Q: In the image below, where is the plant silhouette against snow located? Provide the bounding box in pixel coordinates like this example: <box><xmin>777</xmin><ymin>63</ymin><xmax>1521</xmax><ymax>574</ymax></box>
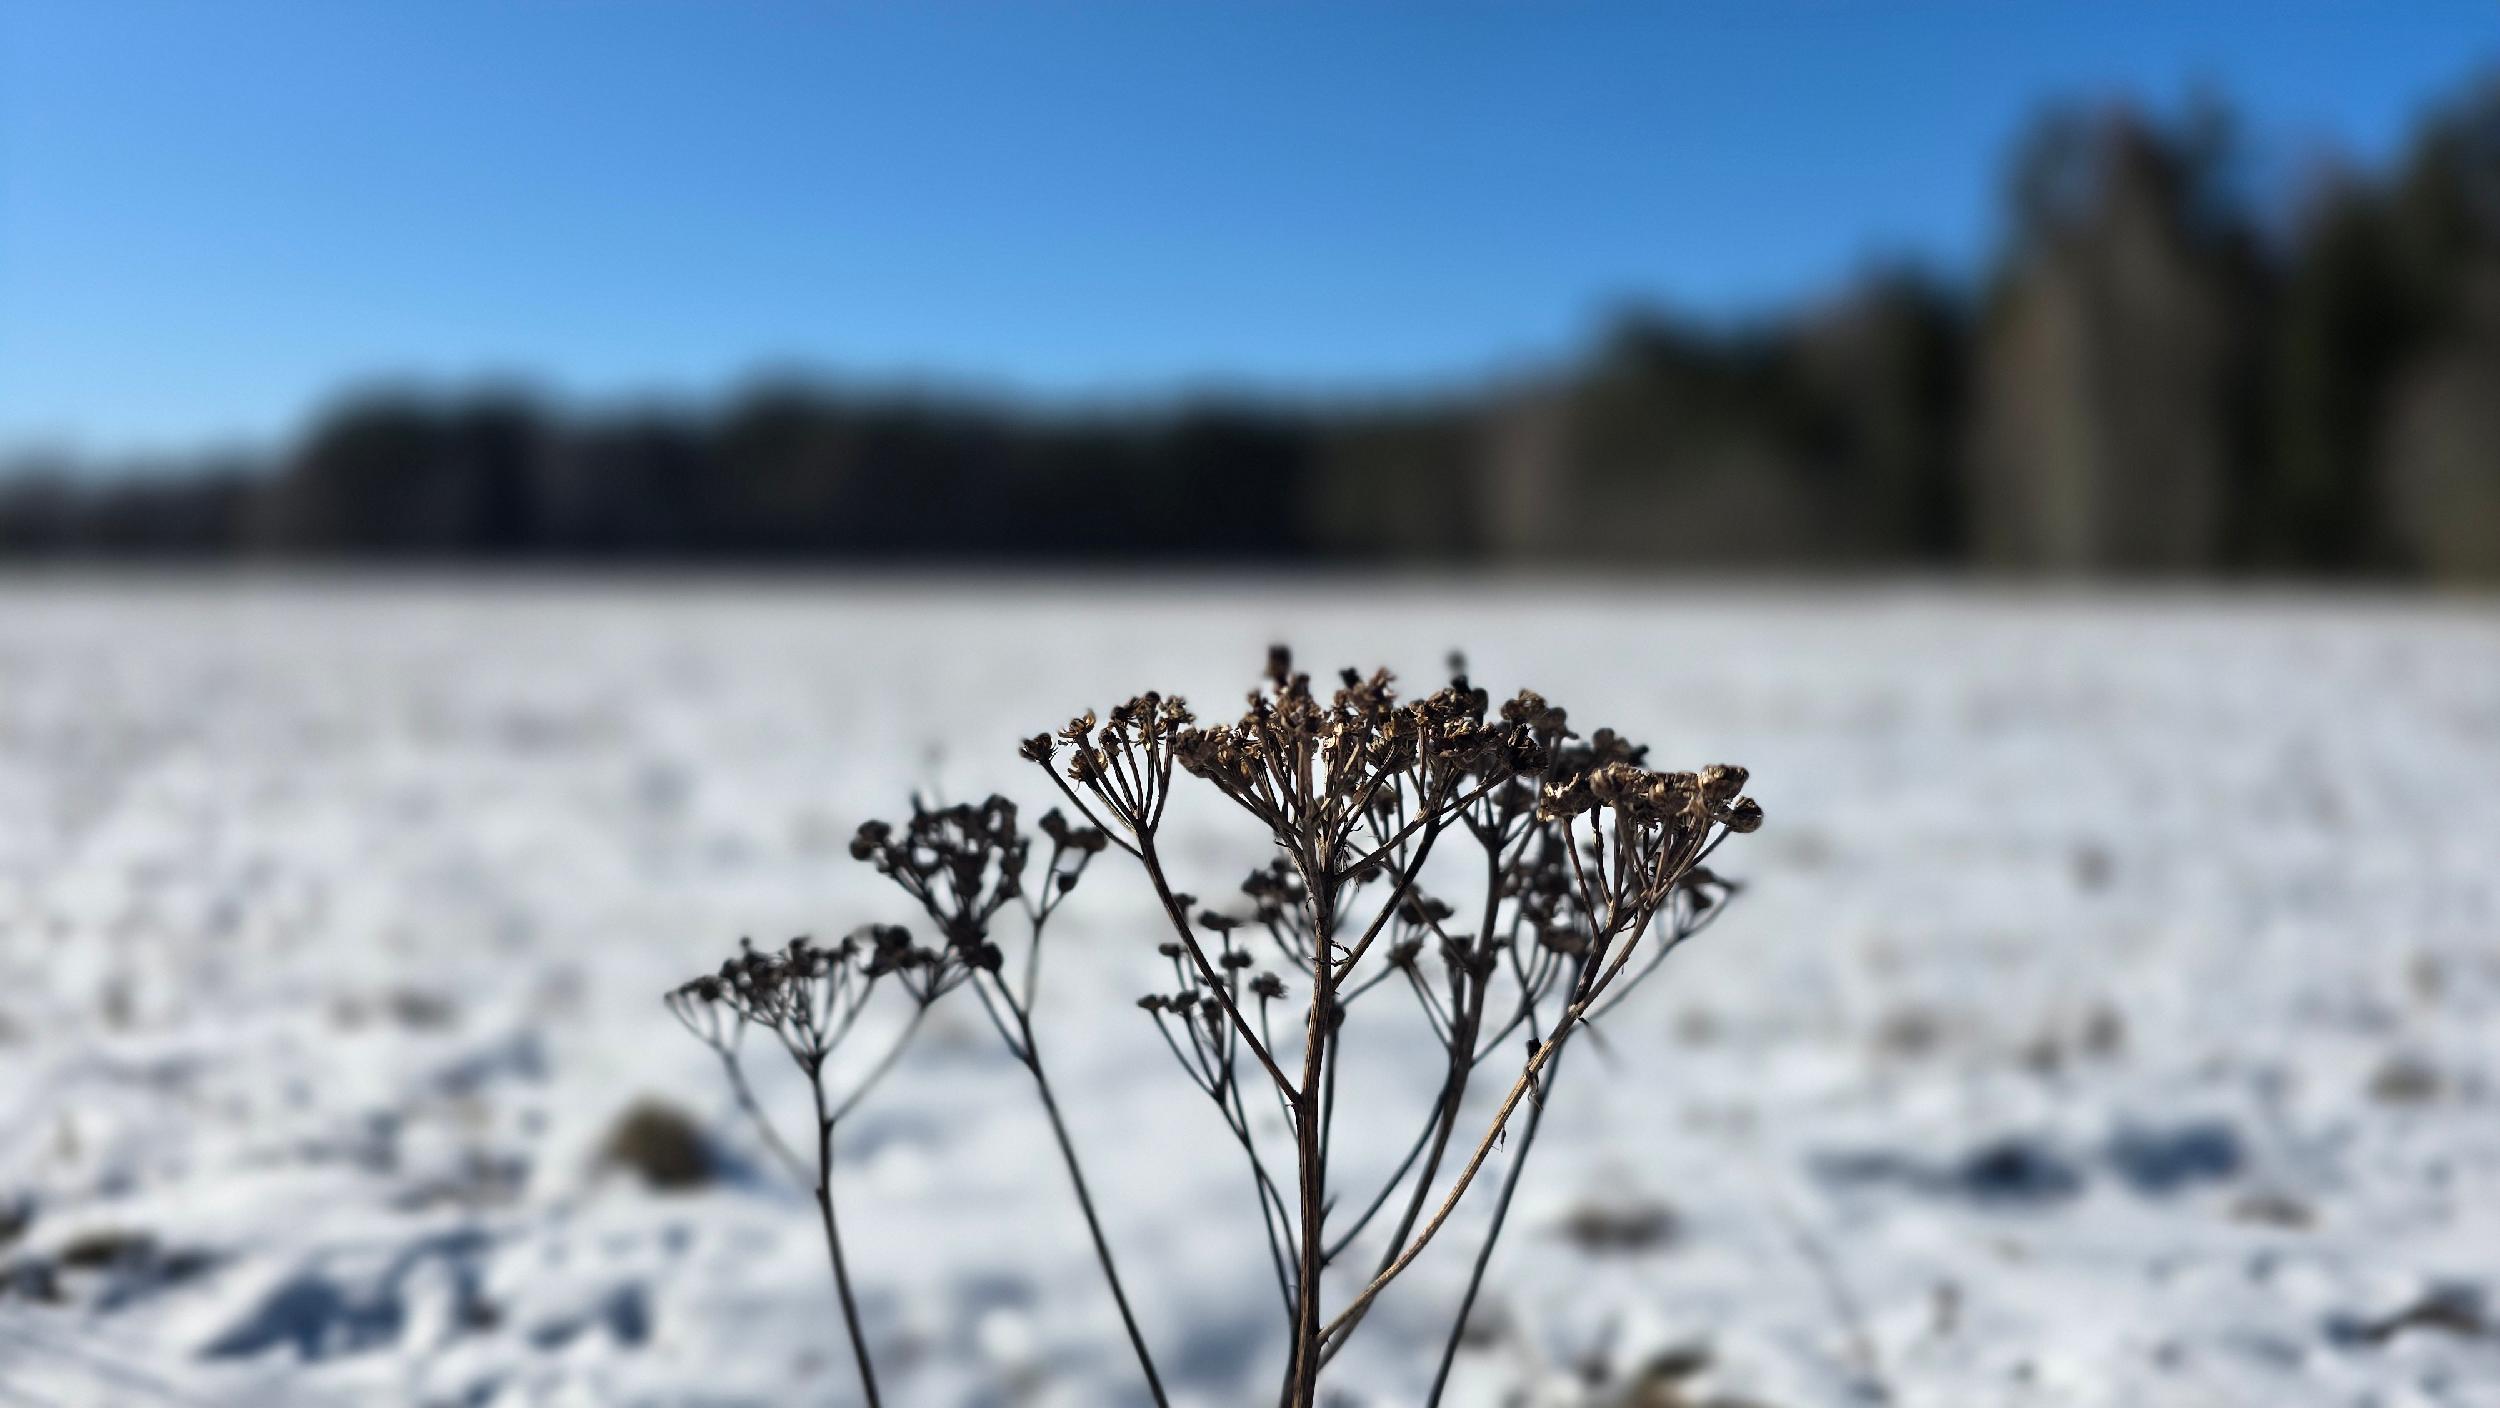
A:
<box><xmin>664</xmin><ymin>928</ymin><xmax>964</xmax><ymax>1408</ymax></box>
<box><xmin>844</xmin><ymin>798</ymin><xmax>1169</xmax><ymax>1406</ymax></box>
<box><xmin>668</xmin><ymin>647</ymin><xmax>1759</xmax><ymax>1406</ymax></box>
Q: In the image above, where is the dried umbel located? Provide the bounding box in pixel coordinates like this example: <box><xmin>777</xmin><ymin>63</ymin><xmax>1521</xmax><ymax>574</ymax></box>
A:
<box><xmin>847</xmin><ymin>795</ymin><xmax>1165</xmax><ymax>1406</ymax></box>
<box><xmin>669</xmin><ymin>646</ymin><xmax>1759</xmax><ymax>1407</ymax></box>
<box><xmin>848</xmin><ymin>796</ymin><xmax>1108</xmax><ymax>975</ymax></box>
<box><xmin>664</xmin><ymin>931</ymin><xmax>963</xmax><ymax>1093</ymax></box>
<box><xmin>664</xmin><ymin>931</ymin><xmax>966</xmax><ymax>1408</ymax></box>
<box><xmin>1023</xmin><ymin>648</ymin><xmax>1759</xmax><ymax>1406</ymax></box>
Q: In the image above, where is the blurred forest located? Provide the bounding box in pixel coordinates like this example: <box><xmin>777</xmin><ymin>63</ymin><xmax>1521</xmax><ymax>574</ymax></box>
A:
<box><xmin>10</xmin><ymin>88</ymin><xmax>2500</xmax><ymax>579</ymax></box>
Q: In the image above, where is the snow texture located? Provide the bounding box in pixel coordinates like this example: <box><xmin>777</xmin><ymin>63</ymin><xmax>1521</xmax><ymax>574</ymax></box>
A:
<box><xmin>2</xmin><ymin>580</ymin><xmax>2497</xmax><ymax>1407</ymax></box>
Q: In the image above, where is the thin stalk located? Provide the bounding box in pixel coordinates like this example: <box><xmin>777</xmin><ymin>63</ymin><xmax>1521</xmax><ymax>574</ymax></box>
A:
<box><xmin>1284</xmin><ymin>951</ymin><xmax>1338</xmax><ymax>1407</ymax></box>
<box><xmin>1425</xmin><ymin>1039</ymin><xmax>1564</xmax><ymax>1405</ymax></box>
<box><xmin>1138</xmin><ymin>835</ymin><xmax>1297</xmax><ymax>1095</ymax></box>
<box><xmin>813</xmin><ymin>1186</ymin><xmax>879</xmax><ymax>1408</ymax></box>
<box><xmin>1317</xmin><ymin>1051</ymin><xmax>1468</xmax><ymax>1363</ymax></box>
<box><xmin>1022</xmin><ymin>1037</ymin><xmax>1172</xmax><ymax>1408</ymax></box>
<box><xmin>711</xmin><ymin>1048</ymin><xmax>810</xmax><ymax>1189</ymax></box>
<box><xmin>1223</xmin><ymin>1067</ymin><xmax>1302</xmax><ymax>1320</ymax></box>
<box><xmin>811</xmin><ymin>1076</ymin><xmax>882</xmax><ymax>1408</ymax></box>
<box><xmin>827</xmin><ymin>1007</ymin><xmax>929</xmax><ymax>1124</ymax></box>
<box><xmin>1318</xmin><ymin>997</ymin><xmax>1587</xmax><ymax>1347</ymax></box>
<box><xmin>1319</xmin><ymin>845</ymin><xmax>1499</xmax><ymax>1362</ymax></box>
<box><xmin>1323</xmin><ymin>1095</ymin><xmax>1451</xmax><ymax>1262</ymax></box>
<box><xmin>1325</xmin><ymin>908</ymin><xmax>1669</xmax><ymax>1348</ymax></box>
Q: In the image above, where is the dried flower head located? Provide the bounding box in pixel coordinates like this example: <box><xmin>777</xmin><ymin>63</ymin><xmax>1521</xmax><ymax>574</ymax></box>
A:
<box><xmin>668</xmin><ymin>643</ymin><xmax>1762</xmax><ymax>1408</ymax></box>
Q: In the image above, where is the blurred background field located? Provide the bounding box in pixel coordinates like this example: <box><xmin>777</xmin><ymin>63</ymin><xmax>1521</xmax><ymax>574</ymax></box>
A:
<box><xmin>5</xmin><ymin>5</ymin><xmax>2500</xmax><ymax>1406</ymax></box>
<box><xmin>6</xmin><ymin>4</ymin><xmax>2500</xmax><ymax>582</ymax></box>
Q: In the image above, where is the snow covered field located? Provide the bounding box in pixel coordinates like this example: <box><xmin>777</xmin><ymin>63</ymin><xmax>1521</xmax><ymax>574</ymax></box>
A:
<box><xmin>2</xmin><ymin>578</ymin><xmax>2497</xmax><ymax>1408</ymax></box>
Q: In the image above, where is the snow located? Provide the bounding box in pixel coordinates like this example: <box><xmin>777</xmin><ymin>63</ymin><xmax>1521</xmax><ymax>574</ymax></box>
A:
<box><xmin>2</xmin><ymin>578</ymin><xmax>2498</xmax><ymax>1406</ymax></box>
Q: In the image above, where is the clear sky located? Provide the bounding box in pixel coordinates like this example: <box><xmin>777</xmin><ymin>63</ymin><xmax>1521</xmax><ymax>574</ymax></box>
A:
<box><xmin>3</xmin><ymin>2</ymin><xmax>2493</xmax><ymax>459</ymax></box>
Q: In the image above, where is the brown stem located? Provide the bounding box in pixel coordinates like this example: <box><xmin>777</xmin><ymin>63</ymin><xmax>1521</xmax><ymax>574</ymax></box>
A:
<box><xmin>1285</xmin><ymin>929</ymin><xmax>1338</xmax><ymax>1407</ymax></box>
<box><xmin>1318</xmin><ymin>841</ymin><xmax>1500</xmax><ymax>1363</ymax></box>
<box><xmin>1322</xmin><ymin>1093</ymin><xmax>1452</xmax><ymax>1263</ymax></box>
<box><xmin>1318</xmin><ymin>997</ymin><xmax>1586</xmax><ymax>1348</ymax></box>
<box><xmin>1137</xmin><ymin>834</ymin><xmax>1297</xmax><ymax>1095</ymax></box>
<box><xmin>810</xmin><ymin>1075</ymin><xmax>882</xmax><ymax>1408</ymax></box>
<box><xmin>1319</xmin><ymin>1021</ymin><xmax>1474</xmax><ymax>1363</ymax></box>
<box><xmin>1023</xmin><ymin>1040</ymin><xmax>1172</xmax><ymax>1407</ymax></box>
<box><xmin>1426</xmin><ymin>1035</ymin><xmax>1564</xmax><ymax>1404</ymax></box>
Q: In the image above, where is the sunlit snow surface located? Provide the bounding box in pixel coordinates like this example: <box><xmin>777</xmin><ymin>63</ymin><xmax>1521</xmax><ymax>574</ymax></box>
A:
<box><xmin>3</xmin><ymin>580</ymin><xmax>2498</xmax><ymax>1407</ymax></box>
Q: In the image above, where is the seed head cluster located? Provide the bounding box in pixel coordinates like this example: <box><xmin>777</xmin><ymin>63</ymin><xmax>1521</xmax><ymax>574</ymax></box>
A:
<box><xmin>1013</xmin><ymin>648</ymin><xmax>1760</xmax><ymax>1405</ymax></box>
<box><xmin>847</xmin><ymin>797</ymin><xmax>1107</xmax><ymax>975</ymax></box>
<box><xmin>668</xmin><ymin>646</ymin><xmax>1762</xmax><ymax>1408</ymax></box>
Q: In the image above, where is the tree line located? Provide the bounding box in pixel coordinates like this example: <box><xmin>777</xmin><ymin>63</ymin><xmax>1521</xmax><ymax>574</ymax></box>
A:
<box><xmin>8</xmin><ymin>86</ymin><xmax>2500</xmax><ymax>579</ymax></box>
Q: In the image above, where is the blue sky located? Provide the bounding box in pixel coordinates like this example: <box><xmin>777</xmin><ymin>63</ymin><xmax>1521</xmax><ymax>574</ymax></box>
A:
<box><xmin>3</xmin><ymin>3</ymin><xmax>2493</xmax><ymax>459</ymax></box>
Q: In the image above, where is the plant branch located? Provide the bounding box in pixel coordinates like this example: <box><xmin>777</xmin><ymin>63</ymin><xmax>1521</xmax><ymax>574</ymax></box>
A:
<box><xmin>811</xmin><ymin>1066</ymin><xmax>882</xmax><ymax>1408</ymax></box>
<box><xmin>1020</xmin><ymin>1029</ymin><xmax>1172</xmax><ymax>1408</ymax></box>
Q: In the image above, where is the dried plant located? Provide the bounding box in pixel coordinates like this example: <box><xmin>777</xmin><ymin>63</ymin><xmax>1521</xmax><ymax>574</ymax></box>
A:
<box><xmin>1024</xmin><ymin>647</ymin><xmax>1758</xmax><ymax>1406</ymax></box>
<box><xmin>846</xmin><ymin>798</ymin><xmax>1169</xmax><ymax>1406</ymax></box>
<box><xmin>665</xmin><ymin>930</ymin><xmax>965</xmax><ymax>1407</ymax></box>
<box><xmin>668</xmin><ymin>646</ymin><xmax>1759</xmax><ymax>1406</ymax></box>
